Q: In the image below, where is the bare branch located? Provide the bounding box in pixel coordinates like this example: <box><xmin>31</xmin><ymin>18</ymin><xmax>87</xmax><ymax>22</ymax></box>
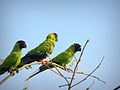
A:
<box><xmin>0</xmin><ymin>58</ymin><xmax>73</xmax><ymax>85</ymax></box>
<box><xmin>59</xmin><ymin>57</ymin><xmax>105</xmax><ymax>88</ymax></box>
<box><xmin>0</xmin><ymin>61</ymin><xmax>42</xmax><ymax>85</ymax></box>
<box><xmin>0</xmin><ymin>73</ymin><xmax>14</xmax><ymax>85</ymax></box>
<box><xmin>22</xmin><ymin>80</ymin><xmax>30</xmax><ymax>90</ymax></box>
<box><xmin>55</xmin><ymin>67</ymin><xmax>69</xmax><ymax>85</ymax></box>
<box><xmin>68</xmin><ymin>39</ymin><xmax>89</xmax><ymax>90</ymax></box>
<box><xmin>44</xmin><ymin>63</ymin><xmax>62</xmax><ymax>77</ymax></box>
<box><xmin>86</xmin><ymin>80</ymin><xmax>95</xmax><ymax>90</ymax></box>
<box><xmin>70</xmin><ymin>56</ymin><xmax>104</xmax><ymax>88</ymax></box>
<box><xmin>76</xmin><ymin>72</ymin><xmax>105</xmax><ymax>84</ymax></box>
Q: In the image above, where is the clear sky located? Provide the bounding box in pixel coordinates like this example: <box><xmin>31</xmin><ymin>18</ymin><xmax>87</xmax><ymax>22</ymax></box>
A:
<box><xmin>0</xmin><ymin>0</ymin><xmax>120</xmax><ymax>90</ymax></box>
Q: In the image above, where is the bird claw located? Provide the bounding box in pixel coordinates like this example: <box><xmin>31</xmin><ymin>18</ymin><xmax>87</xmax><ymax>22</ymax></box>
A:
<box><xmin>16</xmin><ymin>69</ymin><xmax>19</xmax><ymax>73</ymax></box>
<box><xmin>63</xmin><ymin>65</ymin><xmax>67</xmax><ymax>71</ymax></box>
<box><xmin>41</xmin><ymin>60</ymin><xmax>49</xmax><ymax>65</ymax></box>
<box><xmin>9</xmin><ymin>71</ymin><xmax>15</xmax><ymax>76</ymax></box>
<box><xmin>25</xmin><ymin>65</ymin><xmax>32</xmax><ymax>69</ymax></box>
<box><xmin>14</xmin><ymin>68</ymin><xmax>19</xmax><ymax>73</ymax></box>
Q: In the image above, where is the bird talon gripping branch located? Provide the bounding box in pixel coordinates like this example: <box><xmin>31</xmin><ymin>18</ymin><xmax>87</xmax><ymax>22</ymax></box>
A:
<box><xmin>15</xmin><ymin>69</ymin><xmax>19</xmax><ymax>73</ymax></box>
<box><xmin>9</xmin><ymin>71</ymin><xmax>15</xmax><ymax>76</ymax></box>
<box><xmin>41</xmin><ymin>60</ymin><xmax>49</xmax><ymax>65</ymax></box>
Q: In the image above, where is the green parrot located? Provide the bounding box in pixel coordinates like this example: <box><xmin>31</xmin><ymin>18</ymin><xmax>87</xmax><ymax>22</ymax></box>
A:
<box><xmin>26</xmin><ymin>43</ymin><xmax>81</xmax><ymax>80</ymax></box>
<box><xmin>17</xmin><ymin>33</ymin><xmax>58</xmax><ymax>68</ymax></box>
<box><xmin>0</xmin><ymin>40</ymin><xmax>27</xmax><ymax>75</ymax></box>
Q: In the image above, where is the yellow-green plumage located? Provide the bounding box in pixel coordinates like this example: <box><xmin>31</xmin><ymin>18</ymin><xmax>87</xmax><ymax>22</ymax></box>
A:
<box><xmin>52</xmin><ymin>44</ymin><xmax>77</xmax><ymax>66</ymax></box>
<box><xmin>17</xmin><ymin>33</ymin><xmax>58</xmax><ymax>68</ymax></box>
<box><xmin>0</xmin><ymin>40</ymin><xmax>26</xmax><ymax>75</ymax></box>
<box><xmin>1</xmin><ymin>52</ymin><xmax>21</xmax><ymax>72</ymax></box>
<box><xmin>26</xmin><ymin>43</ymin><xmax>81</xmax><ymax>80</ymax></box>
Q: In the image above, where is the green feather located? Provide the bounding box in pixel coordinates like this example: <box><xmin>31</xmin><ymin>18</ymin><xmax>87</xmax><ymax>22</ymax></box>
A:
<box><xmin>0</xmin><ymin>40</ymin><xmax>26</xmax><ymax>75</ymax></box>
<box><xmin>26</xmin><ymin>43</ymin><xmax>81</xmax><ymax>80</ymax></box>
<box><xmin>18</xmin><ymin>33</ymin><xmax>58</xmax><ymax>68</ymax></box>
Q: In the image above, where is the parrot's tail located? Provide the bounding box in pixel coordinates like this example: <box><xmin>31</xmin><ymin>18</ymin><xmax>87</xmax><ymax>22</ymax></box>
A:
<box><xmin>0</xmin><ymin>67</ymin><xmax>7</xmax><ymax>75</ymax></box>
<box><xmin>25</xmin><ymin>64</ymin><xmax>53</xmax><ymax>81</ymax></box>
<box><xmin>0</xmin><ymin>70</ymin><xmax>6</xmax><ymax>75</ymax></box>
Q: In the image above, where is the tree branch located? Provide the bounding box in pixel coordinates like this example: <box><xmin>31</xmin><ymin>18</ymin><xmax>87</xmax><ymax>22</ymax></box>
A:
<box><xmin>86</xmin><ymin>80</ymin><xmax>95</xmax><ymax>90</ymax></box>
<box><xmin>55</xmin><ymin>66</ymin><xmax>70</xmax><ymax>85</ymax></box>
<box><xmin>68</xmin><ymin>39</ymin><xmax>89</xmax><ymax>90</ymax></box>
<box><xmin>75</xmin><ymin>72</ymin><xmax>105</xmax><ymax>84</ymax></box>
<box><xmin>70</xmin><ymin>56</ymin><xmax>104</xmax><ymax>88</ymax></box>
<box><xmin>0</xmin><ymin>60</ymin><xmax>72</xmax><ymax>85</ymax></box>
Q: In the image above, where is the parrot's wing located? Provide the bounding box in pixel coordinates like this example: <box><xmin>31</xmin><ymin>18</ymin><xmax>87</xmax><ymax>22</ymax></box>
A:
<box><xmin>24</xmin><ymin>51</ymin><xmax>47</xmax><ymax>60</ymax></box>
<box><xmin>25</xmin><ymin>51</ymin><xmax>71</xmax><ymax>81</ymax></box>
<box><xmin>52</xmin><ymin>51</ymin><xmax>68</xmax><ymax>64</ymax></box>
<box><xmin>18</xmin><ymin>51</ymin><xmax>48</xmax><ymax>68</ymax></box>
<box><xmin>1</xmin><ymin>52</ymin><xmax>19</xmax><ymax>70</ymax></box>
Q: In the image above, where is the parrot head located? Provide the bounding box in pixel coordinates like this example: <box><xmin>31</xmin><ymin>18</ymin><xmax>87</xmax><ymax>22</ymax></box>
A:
<box><xmin>74</xmin><ymin>43</ymin><xmax>81</xmax><ymax>52</ymax></box>
<box><xmin>17</xmin><ymin>40</ymin><xmax>27</xmax><ymax>49</ymax></box>
<box><xmin>46</xmin><ymin>33</ymin><xmax>58</xmax><ymax>42</ymax></box>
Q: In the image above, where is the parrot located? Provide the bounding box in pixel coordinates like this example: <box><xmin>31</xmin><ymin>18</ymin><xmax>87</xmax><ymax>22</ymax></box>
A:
<box><xmin>17</xmin><ymin>33</ymin><xmax>58</xmax><ymax>68</ymax></box>
<box><xmin>0</xmin><ymin>40</ymin><xmax>27</xmax><ymax>75</ymax></box>
<box><xmin>26</xmin><ymin>43</ymin><xmax>81</xmax><ymax>80</ymax></box>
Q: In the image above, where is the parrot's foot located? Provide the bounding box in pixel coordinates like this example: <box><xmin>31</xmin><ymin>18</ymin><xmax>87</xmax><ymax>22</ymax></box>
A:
<box><xmin>13</xmin><ymin>68</ymin><xmax>19</xmax><ymax>73</ymax></box>
<box><xmin>61</xmin><ymin>66</ymin><xmax>67</xmax><ymax>71</ymax></box>
<box><xmin>64</xmin><ymin>68</ymin><xmax>67</xmax><ymax>71</ymax></box>
<box><xmin>16</xmin><ymin>69</ymin><xmax>19</xmax><ymax>73</ymax></box>
<box><xmin>25</xmin><ymin>65</ymin><xmax>32</xmax><ymax>69</ymax></box>
<box><xmin>40</xmin><ymin>60</ymin><xmax>49</xmax><ymax>65</ymax></box>
<box><xmin>9</xmin><ymin>71</ymin><xmax>15</xmax><ymax>76</ymax></box>
<box><xmin>63</xmin><ymin>65</ymin><xmax>67</xmax><ymax>71</ymax></box>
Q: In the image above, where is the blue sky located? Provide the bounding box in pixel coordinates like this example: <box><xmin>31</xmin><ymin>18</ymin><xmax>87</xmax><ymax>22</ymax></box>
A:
<box><xmin>0</xmin><ymin>0</ymin><xmax>120</xmax><ymax>90</ymax></box>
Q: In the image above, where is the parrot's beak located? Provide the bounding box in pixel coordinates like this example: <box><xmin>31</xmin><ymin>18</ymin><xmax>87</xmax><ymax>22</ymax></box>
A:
<box><xmin>53</xmin><ymin>33</ymin><xmax>58</xmax><ymax>42</ymax></box>
<box><xmin>22</xmin><ymin>43</ymin><xmax>27</xmax><ymax>49</ymax></box>
<box><xmin>24</xmin><ymin>44</ymin><xmax>27</xmax><ymax>48</ymax></box>
<box><xmin>74</xmin><ymin>43</ymin><xmax>81</xmax><ymax>51</ymax></box>
<box><xmin>77</xmin><ymin>47</ymin><xmax>81</xmax><ymax>51</ymax></box>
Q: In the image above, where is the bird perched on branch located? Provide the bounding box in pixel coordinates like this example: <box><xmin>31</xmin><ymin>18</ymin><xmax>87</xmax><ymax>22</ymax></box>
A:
<box><xmin>17</xmin><ymin>33</ymin><xmax>58</xmax><ymax>68</ymax></box>
<box><xmin>0</xmin><ymin>40</ymin><xmax>27</xmax><ymax>75</ymax></box>
<box><xmin>26</xmin><ymin>43</ymin><xmax>81</xmax><ymax>80</ymax></box>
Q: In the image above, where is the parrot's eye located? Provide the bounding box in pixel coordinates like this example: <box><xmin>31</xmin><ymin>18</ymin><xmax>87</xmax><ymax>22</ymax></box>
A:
<box><xmin>74</xmin><ymin>43</ymin><xmax>81</xmax><ymax>51</ymax></box>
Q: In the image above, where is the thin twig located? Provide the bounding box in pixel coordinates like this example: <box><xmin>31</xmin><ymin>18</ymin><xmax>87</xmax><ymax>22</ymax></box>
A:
<box><xmin>50</xmin><ymin>61</ymin><xmax>72</xmax><ymax>72</ymax></box>
<box><xmin>55</xmin><ymin>66</ymin><xmax>69</xmax><ymax>85</ymax></box>
<box><xmin>18</xmin><ymin>62</ymin><xmax>40</xmax><ymax>71</ymax></box>
<box><xmin>68</xmin><ymin>39</ymin><xmax>89</xmax><ymax>90</ymax></box>
<box><xmin>68</xmin><ymin>49</ymin><xmax>78</xmax><ymax>72</ymax></box>
<box><xmin>0</xmin><ymin>73</ymin><xmax>14</xmax><ymax>85</ymax></box>
<box><xmin>44</xmin><ymin>64</ymin><xmax>62</xmax><ymax>77</ymax></box>
<box><xmin>76</xmin><ymin>72</ymin><xmax>105</xmax><ymax>84</ymax></box>
<box><xmin>45</xmin><ymin>62</ymin><xmax>71</xmax><ymax>84</ymax></box>
<box><xmin>86</xmin><ymin>80</ymin><xmax>95</xmax><ymax>90</ymax></box>
<box><xmin>0</xmin><ymin>62</ymin><xmax>42</xmax><ymax>85</ymax></box>
<box><xmin>23</xmin><ymin>80</ymin><xmax>29</xmax><ymax>90</ymax></box>
<box><xmin>70</xmin><ymin>56</ymin><xmax>104</xmax><ymax>88</ymax></box>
